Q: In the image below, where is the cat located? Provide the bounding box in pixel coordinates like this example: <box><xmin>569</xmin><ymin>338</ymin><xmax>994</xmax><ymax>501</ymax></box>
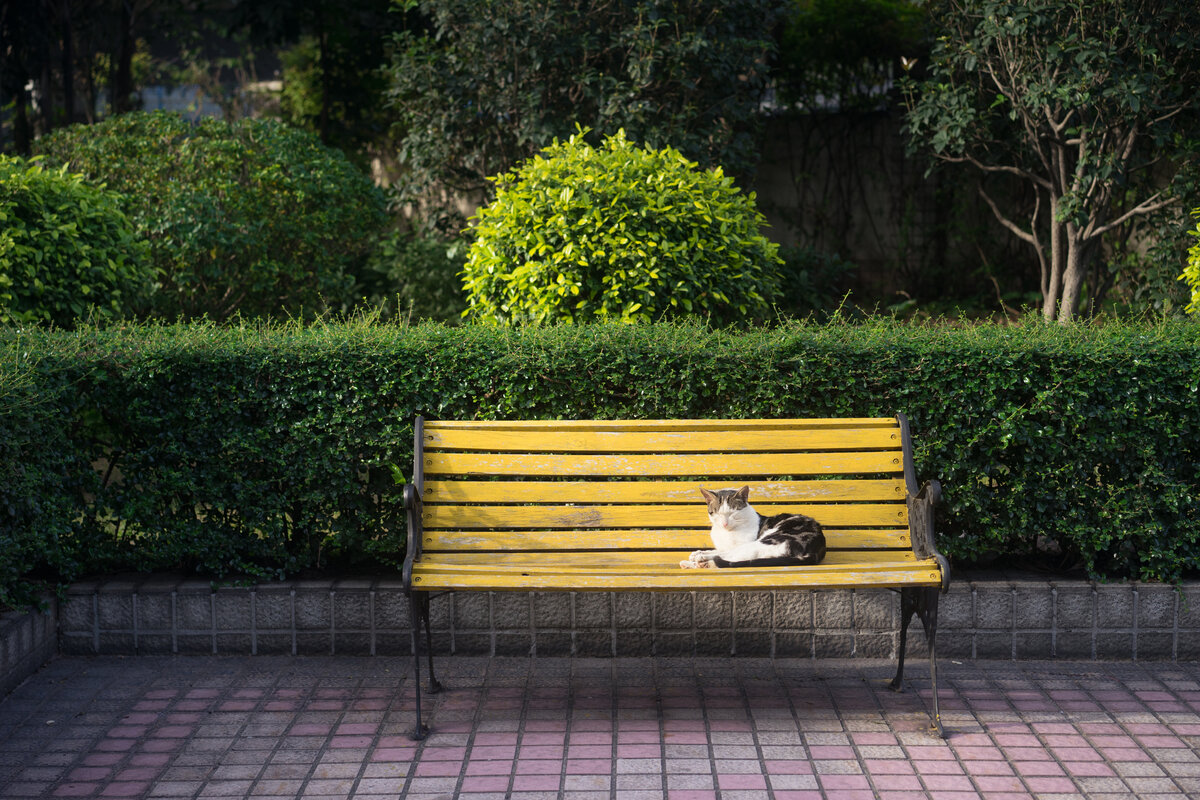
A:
<box><xmin>679</xmin><ymin>486</ymin><xmax>827</xmax><ymax>569</ymax></box>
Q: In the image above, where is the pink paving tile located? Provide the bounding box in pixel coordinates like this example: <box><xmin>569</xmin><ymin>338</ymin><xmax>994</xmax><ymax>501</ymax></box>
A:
<box><xmin>465</xmin><ymin>759</ymin><xmax>514</xmax><ymax>776</ymax></box>
<box><xmin>959</xmin><ymin>760</ymin><xmax>1013</xmax><ymax>776</ymax></box>
<box><xmin>955</xmin><ymin>746</ymin><xmax>1004</xmax><ymax>760</ymax></box>
<box><xmin>330</xmin><ymin>735</ymin><xmax>373</xmax><ymax>749</ymax></box>
<box><xmin>112</xmin><ymin>768</ymin><xmax>160</xmax><ymax>782</ymax></box>
<box><xmin>1098</xmin><ymin>747</ymin><xmax>1152</xmax><ymax>761</ymax></box>
<box><xmin>1024</xmin><ymin>776</ymin><xmax>1077</xmax><ymax>793</ymax></box>
<box><xmin>106</xmin><ymin>726</ymin><xmax>148</xmax><ymax>739</ymax></box>
<box><xmin>472</xmin><ymin>745</ymin><xmax>517</xmax><ymax>760</ymax></box>
<box><xmin>1137</xmin><ymin>734</ymin><xmax>1186</xmax><ymax>747</ymax></box>
<box><xmin>972</xmin><ymin>775</ymin><xmax>1025</xmax><ymax>793</ymax></box>
<box><xmin>511</xmin><ymin>775</ymin><xmax>562</xmax><ymax>791</ymax></box>
<box><xmin>906</xmin><ymin>745</ymin><xmax>957</xmax><ymax>760</ymax></box>
<box><xmin>67</xmin><ymin>768</ymin><xmax>112</xmax><ymax>782</ymax></box>
<box><xmin>518</xmin><ymin>745</ymin><xmax>565</xmax><ymax>759</ymax></box>
<box><xmin>772</xmin><ymin>792</ymin><xmax>823</xmax><ymax>800</ymax></box>
<box><xmin>460</xmin><ymin>775</ymin><xmax>509</xmax><ymax>792</ymax></box>
<box><xmin>921</xmin><ymin>774</ymin><xmax>974</xmax><ymax>791</ymax></box>
<box><xmin>852</xmin><ymin>732</ymin><xmax>899</xmax><ymax>746</ymax></box>
<box><xmin>474</xmin><ymin>732</ymin><xmax>520</xmax><ymax>745</ymax></box>
<box><xmin>99</xmin><ymin>783</ymin><xmax>151</xmax><ymax>798</ymax></box>
<box><xmin>336</xmin><ymin>722</ymin><xmax>378</xmax><ymax>735</ymax></box>
<box><xmin>876</xmin><ymin>775</ymin><xmax>923</xmax><ymax>791</ymax></box>
<box><xmin>137</xmin><ymin>740</ymin><xmax>183</xmax><ymax>754</ymax></box>
<box><xmin>515</xmin><ymin>759</ymin><xmax>561</xmax><ymax>775</ymax></box>
<box><xmin>416</xmin><ymin>760</ymin><xmax>465</xmax><ymax>777</ymax></box>
<box><xmin>1012</xmin><ymin>760</ymin><xmax>1065</xmax><ymax>777</ymax></box>
<box><xmin>619</xmin><ymin>730</ymin><xmax>662</xmax><ymax>743</ymax></box>
<box><xmin>617</xmin><ymin>744</ymin><xmax>662</xmax><ymax>758</ymax></box>
<box><xmin>566</xmin><ymin>759</ymin><xmax>612</xmax><ymax>774</ymax></box>
<box><xmin>766</xmin><ymin>760</ymin><xmax>815</xmax><ymax>775</ymax></box>
<box><xmin>218</xmin><ymin>701</ymin><xmax>255</xmax><ymax>711</ymax></box>
<box><xmin>151</xmin><ymin>726</ymin><xmax>193</xmax><ymax>739</ymax></box>
<box><xmin>818</xmin><ymin>773</ymin><xmax>871</xmax><ymax>791</ymax></box>
<box><xmin>1063</xmin><ymin>760</ymin><xmax>1116</xmax><ymax>777</ymax></box>
<box><xmin>1052</xmin><ymin>746</ymin><xmax>1102</xmax><ymax>761</ymax></box>
<box><xmin>808</xmin><ymin>745</ymin><xmax>855</xmax><ymax>759</ymax></box>
<box><xmin>708</xmin><ymin>720</ymin><xmax>752</xmax><ymax>731</ymax></box>
<box><xmin>128</xmin><ymin>754</ymin><xmax>171</xmax><ymax>768</ymax></box>
<box><xmin>371</xmin><ymin>748</ymin><xmax>416</xmax><ymax>762</ymax></box>
<box><xmin>668</xmin><ymin>791</ymin><xmax>718</xmax><ymax>800</ymax></box>
<box><xmin>913</xmin><ymin>760</ymin><xmax>965</xmax><ymax>775</ymax></box>
<box><xmin>523</xmin><ymin>731</ymin><xmax>566</xmax><ymax>745</ymax></box>
<box><xmin>567</xmin><ymin>745</ymin><xmax>610</xmax><ymax>759</ymax></box>
<box><xmin>664</xmin><ymin>731</ymin><xmax>707</xmax><ymax>744</ymax></box>
<box><xmin>863</xmin><ymin>759</ymin><xmax>914</xmax><ymax>775</ymax></box>
<box><xmin>51</xmin><ymin>782</ymin><xmax>97</xmax><ymax>797</ymax></box>
<box><xmin>1001</xmin><ymin>747</ymin><xmax>1052</xmax><ymax>762</ymax></box>
<box><xmin>718</xmin><ymin>773</ymin><xmax>768</xmax><ymax>790</ymax></box>
<box><xmin>94</xmin><ymin>740</ymin><xmax>136</xmax><ymax>753</ymax></box>
<box><xmin>80</xmin><ymin>754</ymin><xmax>122</xmax><ymax>768</ymax></box>
<box><xmin>423</xmin><ymin>746</ymin><xmax>468</xmax><ymax>761</ymax></box>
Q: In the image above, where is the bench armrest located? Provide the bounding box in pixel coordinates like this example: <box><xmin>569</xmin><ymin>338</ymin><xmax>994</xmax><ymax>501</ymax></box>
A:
<box><xmin>402</xmin><ymin>483</ymin><xmax>423</xmax><ymax>592</ymax></box>
<box><xmin>912</xmin><ymin>479</ymin><xmax>950</xmax><ymax>593</ymax></box>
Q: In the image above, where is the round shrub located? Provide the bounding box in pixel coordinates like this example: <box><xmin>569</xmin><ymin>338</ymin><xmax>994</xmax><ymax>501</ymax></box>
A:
<box><xmin>34</xmin><ymin>111</ymin><xmax>387</xmax><ymax>320</ymax></box>
<box><xmin>462</xmin><ymin>130</ymin><xmax>783</xmax><ymax>325</ymax></box>
<box><xmin>0</xmin><ymin>156</ymin><xmax>152</xmax><ymax>327</ymax></box>
<box><xmin>1184</xmin><ymin>209</ymin><xmax>1200</xmax><ymax>314</ymax></box>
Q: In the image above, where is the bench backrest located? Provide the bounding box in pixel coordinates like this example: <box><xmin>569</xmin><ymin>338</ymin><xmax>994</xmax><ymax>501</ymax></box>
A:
<box><xmin>410</xmin><ymin>417</ymin><xmax>923</xmax><ymax>565</ymax></box>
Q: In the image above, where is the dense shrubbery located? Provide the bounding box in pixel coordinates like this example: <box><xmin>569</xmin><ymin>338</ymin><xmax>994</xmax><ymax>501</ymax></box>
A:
<box><xmin>2</xmin><ymin>318</ymin><xmax>1198</xmax><ymax>608</ymax></box>
<box><xmin>463</xmin><ymin>130</ymin><xmax>782</xmax><ymax>325</ymax></box>
<box><xmin>33</xmin><ymin>111</ymin><xmax>387</xmax><ymax>321</ymax></box>
<box><xmin>1184</xmin><ymin>210</ymin><xmax>1200</xmax><ymax>314</ymax></box>
<box><xmin>0</xmin><ymin>156</ymin><xmax>152</xmax><ymax>326</ymax></box>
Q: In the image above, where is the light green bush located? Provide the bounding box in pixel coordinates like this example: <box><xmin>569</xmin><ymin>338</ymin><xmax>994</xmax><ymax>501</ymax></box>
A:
<box><xmin>34</xmin><ymin>111</ymin><xmax>387</xmax><ymax>321</ymax></box>
<box><xmin>0</xmin><ymin>156</ymin><xmax>152</xmax><ymax>327</ymax></box>
<box><xmin>462</xmin><ymin>130</ymin><xmax>783</xmax><ymax>325</ymax></box>
<box><xmin>1183</xmin><ymin>209</ymin><xmax>1200</xmax><ymax>314</ymax></box>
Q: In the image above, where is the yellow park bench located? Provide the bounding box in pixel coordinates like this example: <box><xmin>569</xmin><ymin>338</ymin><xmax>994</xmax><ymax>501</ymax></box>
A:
<box><xmin>401</xmin><ymin>415</ymin><xmax>950</xmax><ymax>739</ymax></box>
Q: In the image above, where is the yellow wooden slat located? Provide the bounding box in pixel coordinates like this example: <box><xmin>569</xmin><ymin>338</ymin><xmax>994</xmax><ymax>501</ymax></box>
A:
<box><xmin>408</xmin><ymin>563</ymin><xmax>944</xmax><ymax>591</ymax></box>
<box><xmin>423</xmin><ymin>503</ymin><xmax>907</xmax><ymax>530</ymax></box>
<box><xmin>422</xmin><ymin>528</ymin><xmax>912</xmax><ymax>552</ymax></box>
<box><xmin>423</xmin><ymin>479</ymin><xmax>908</xmax><ymax>504</ymax></box>
<box><xmin>420</xmin><ymin>528</ymin><xmax>912</xmax><ymax>552</ymax></box>
<box><xmin>415</xmin><ymin>550</ymin><xmax>917</xmax><ymax>567</ymax></box>
<box><xmin>423</xmin><ymin>450</ymin><xmax>903</xmax><ymax>477</ymax></box>
<box><xmin>425</xmin><ymin>427</ymin><xmax>901</xmax><ymax>454</ymax></box>
<box><xmin>425</xmin><ymin>418</ymin><xmax>898</xmax><ymax>432</ymax></box>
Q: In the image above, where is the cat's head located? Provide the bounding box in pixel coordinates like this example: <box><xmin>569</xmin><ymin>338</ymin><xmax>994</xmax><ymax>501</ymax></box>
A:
<box><xmin>700</xmin><ymin>486</ymin><xmax>753</xmax><ymax>527</ymax></box>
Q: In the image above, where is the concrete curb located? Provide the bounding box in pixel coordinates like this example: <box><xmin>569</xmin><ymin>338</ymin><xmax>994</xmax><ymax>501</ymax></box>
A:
<box><xmin>52</xmin><ymin>571</ymin><xmax>1199</xmax><ymax>662</ymax></box>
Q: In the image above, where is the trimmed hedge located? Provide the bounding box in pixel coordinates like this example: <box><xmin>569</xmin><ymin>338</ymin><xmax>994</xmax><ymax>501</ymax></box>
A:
<box><xmin>2</xmin><ymin>319</ymin><xmax>1198</xmax><ymax>607</ymax></box>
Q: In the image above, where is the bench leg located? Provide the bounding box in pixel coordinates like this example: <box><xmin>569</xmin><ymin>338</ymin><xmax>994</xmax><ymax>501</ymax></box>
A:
<box><xmin>890</xmin><ymin>587</ymin><xmax>945</xmax><ymax>739</ymax></box>
<box><xmin>407</xmin><ymin>592</ymin><xmax>441</xmax><ymax>740</ymax></box>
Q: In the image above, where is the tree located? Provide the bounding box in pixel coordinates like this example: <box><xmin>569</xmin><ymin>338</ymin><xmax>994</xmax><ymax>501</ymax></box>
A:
<box><xmin>904</xmin><ymin>0</ymin><xmax>1200</xmax><ymax>321</ymax></box>
<box><xmin>385</xmin><ymin>0</ymin><xmax>783</xmax><ymax>234</ymax></box>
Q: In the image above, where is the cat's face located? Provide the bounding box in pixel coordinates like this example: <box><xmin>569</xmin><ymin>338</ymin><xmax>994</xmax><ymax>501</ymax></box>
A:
<box><xmin>700</xmin><ymin>486</ymin><xmax>753</xmax><ymax>529</ymax></box>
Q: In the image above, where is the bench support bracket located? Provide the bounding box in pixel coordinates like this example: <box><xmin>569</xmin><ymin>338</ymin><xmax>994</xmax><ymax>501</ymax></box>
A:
<box><xmin>890</xmin><ymin>586</ymin><xmax>945</xmax><ymax>739</ymax></box>
<box><xmin>407</xmin><ymin>591</ymin><xmax>441</xmax><ymax>741</ymax></box>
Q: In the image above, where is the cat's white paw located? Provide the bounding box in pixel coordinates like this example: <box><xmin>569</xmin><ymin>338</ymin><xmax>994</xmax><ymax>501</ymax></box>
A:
<box><xmin>689</xmin><ymin>550</ymin><xmax>715</xmax><ymax>562</ymax></box>
<box><xmin>680</xmin><ymin>559</ymin><xmax>697</xmax><ymax>569</ymax></box>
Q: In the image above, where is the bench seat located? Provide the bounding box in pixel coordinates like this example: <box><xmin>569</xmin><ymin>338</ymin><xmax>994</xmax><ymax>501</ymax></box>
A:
<box><xmin>401</xmin><ymin>415</ymin><xmax>950</xmax><ymax>738</ymax></box>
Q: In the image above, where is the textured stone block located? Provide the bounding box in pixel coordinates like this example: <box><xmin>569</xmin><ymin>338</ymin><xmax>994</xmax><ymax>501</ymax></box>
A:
<box><xmin>256</xmin><ymin>633</ymin><xmax>294</xmax><ymax>655</ymax></box>
<box><xmin>137</xmin><ymin>593</ymin><xmax>173</xmax><ymax>632</ymax></box>
<box><xmin>854</xmin><ymin>632</ymin><xmax>894</xmax><ymax>658</ymax></box>
<box><xmin>654</xmin><ymin>632</ymin><xmax>694</xmax><ymax>656</ymax></box>
<box><xmin>176</xmin><ymin>633</ymin><xmax>214</xmax><ymax>655</ymax></box>
<box><xmin>611</xmin><ymin>593</ymin><xmax>650</xmax><ymax>629</ymax></box>
<box><xmin>58</xmin><ymin>594</ymin><xmax>95</xmax><ymax>634</ymax></box>
<box><xmin>1136</xmin><ymin>585</ymin><xmax>1176</xmax><ymax>630</ymax></box>
<box><xmin>255</xmin><ymin>592</ymin><xmax>294</xmax><ymax>632</ymax></box>
<box><xmin>137</xmin><ymin>634</ymin><xmax>172</xmax><ymax>655</ymax></box>
<box><xmin>733</xmin><ymin>631</ymin><xmax>773</xmax><ymax>657</ymax></box>
<box><xmin>214</xmin><ymin>590</ymin><xmax>252</xmax><ymax>632</ymax></box>
<box><xmin>733</xmin><ymin>592</ymin><xmax>773</xmax><ymax>629</ymax></box>
<box><xmin>1137</xmin><ymin>632</ymin><xmax>1174</xmax><ymax>660</ymax></box>
<box><xmin>332</xmin><ymin>633</ymin><xmax>371</xmax><ymax>656</ymax></box>
<box><xmin>492</xmin><ymin>593</ymin><xmax>530</xmax><ymax>631</ymax></box>
<box><xmin>774</xmin><ymin>591</ymin><xmax>812</xmax><ymax>629</ymax></box>
<box><xmin>97</xmin><ymin>593</ymin><xmax>134</xmax><ymax>631</ymax></box>
<box><xmin>176</xmin><ymin>592</ymin><xmax>214</xmax><ymax>632</ymax></box>
<box><xmin>1095</xmin><ymin>585</ymin><xmax>1134</xmax><ymax>628</ymax></box>
<box><xmin>574</xmin><ymin>631</ymin><xmax>612</xmax><ymax>658</ymax></box>
<box><xmin>295</xmin><ymin>632</ymin><xmax>332</xmax><ymax>655</ymax></box>
<box><xmin>694</xmin><ymin>631</ymin><xmax>731</xmax><ymax>657</ymax></box>
<box><xmin>973</xmin><ymin>583</ymin><xmax>1013</xmax><ymax>630</ymax></box>
<box><xmin>532</xmin><ymin>592</ymin><xmax>570</xmax><ymax>628</ymax></box>
<box><xmin>215</xmin><ymin>633</ymin><xmax>253</xmax><ymax>654</ymax></box>
<box><xmin>293</xmin><ymin>591</ymin><xmax>331</xmax><ymax>631</ymax></box>
<box><xmin>332</xmin><ymin>591</ymin><xmax>371</xmax><ymax>631</ymax></box>
<box><xmin>453</xmin><ymin>633</ymin><xmax>492</xmax><ymax>655</ymax></box>
<box><xmin>813</xmin><ymin>591</ymin><xmax>852</xmax><ymax>629</ymax></box>
<box><xmin>1095</xmin><ymin>632</ymin><xmax>1133</xmax><ymax>660</ymax></box>
<box><xmin>694</xmin><ymin>593</ymin><xmax>731</xmax><ymax>629</ymax></box>
<box><xmin>1178</xmin><ymin>586</ymin><xmax>1200</xmax><ymax>629</ymax></box>
<box><xmin>1055</xmin><ymin>586</ymin><xmax>1095</xmax><ymax>630</ymax></box>
<box><xmin>853</xmin><ymin>591</ymin><xmax>894</xmax><ymax>630</ymax></box>
<box><xmin>774</xmin><ymin>632</ymin><xmax>813</xmax><ymax>657</ymax></box>
<box><xmin>1055</xmin><ymin>631</ymin><xmax>1093</xmax><ymax>659</ymax></box>
<box><xmin>938</xmin><ymin>584</ymin><xmax>973</xmax><ymax>629</ymax></box>
<box><xmin>974</xmin><ymin>632</ymin><xmax>1012</xmax><ymax>659</ymax></box>
<box><xmin>812</xmin><ymin>633</ymin><xmax>853</xmax><ymax>658</ymax></box>
<box><xmin>615</xmin><ymin>632</ymin><xmax>653</xmax><ymax>657</ymax></box>
<box><xmin>574</xmin><ymin>593</ymin><xmax>611</xmax><ymax>628</ymax></box>
<box><xmin>1014</xmin><ymin>633</ymin><xmax>1052</xmax><ymax>659</ymax></box>
<box><xmin>534</xmin><ymin>632</ymin><xmax>572</xmax><ymax>657</ymax></box>
<box><xmin>1013</xmin><ymin>584</ymin><xmax>1054</xmax><ymax>630</ymax></box>
<box><xmin>373</xmin><ymin>592</ymin><xmax>408</xmax><ymax>631</ymax></box>
<box><xmin>654</xmin><ymin>593</ymin><xmax>693</xmax><ymax>630</ymax></box>
<box><xmin>453</xmin><ymin>593</ymin><xmax>490</xmax><ymax>630</ymax></box>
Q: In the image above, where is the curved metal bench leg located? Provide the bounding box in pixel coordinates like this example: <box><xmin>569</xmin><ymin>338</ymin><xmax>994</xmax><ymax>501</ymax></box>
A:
<box><xmin>890</xmin><ymin>587</ymin><xmax>945</xmax><ymax>738</ymax></box>
<box><xmin>408</xmin><ymin>592</ymin><xmax>434</xmax><ymax>740</ymax></box>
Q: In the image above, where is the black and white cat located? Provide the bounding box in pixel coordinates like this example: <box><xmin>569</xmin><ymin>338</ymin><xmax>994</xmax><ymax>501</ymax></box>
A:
<box><xmin>680</xmin><ymin>486</ymin><xmax>826</xmax><ymax>569</ymax></box>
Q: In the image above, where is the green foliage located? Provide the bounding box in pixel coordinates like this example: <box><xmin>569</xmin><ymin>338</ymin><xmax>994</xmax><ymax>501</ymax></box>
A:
<box><xmin>386</xmin><ymin>0</ymin><xmax>783</xmax><ymax>232</ymax></box>
<box><xmin>462</xmin><ymin>130</ymin><xmax>783</xmax><ymax>325</ymax></box>
<box><xmin>1185</xmin><ymin>210</ymin><xmax>1200</xmax><ymax>314</ymax></box>
<box><xmin>775</xmin><ymin>0</ymin><xmax>927</xmax><ymax>111</ymax></box>
<box><xmin>33</xmin><ymin>112</ymin><xmax>388</xmax><ymax>320</ymax></box>
<box><xmin>904</xmin><ymin>0</ymin><xmax>1200</xmax><ymax>321</ymax></box>
<box><xmin>0</xmin><ymin>156</ymin><xmax>152</xmax><ymax>327</ymax></box>
<box><xmin>2</xmin><ymin>318</ymin><xmax>1199</xmax><ymax>607</ymax></box>
<box><xmin>354</xmin><ymin>230</ymin><xmax>467</xmax><ymax>323</ymax></box>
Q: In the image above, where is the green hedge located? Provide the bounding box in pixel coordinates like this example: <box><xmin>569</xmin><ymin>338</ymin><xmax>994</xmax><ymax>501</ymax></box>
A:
<box><xmin>2</xmin><ymin>319</ymin><xmax>1198</xmax><ymax>607</ymax></box>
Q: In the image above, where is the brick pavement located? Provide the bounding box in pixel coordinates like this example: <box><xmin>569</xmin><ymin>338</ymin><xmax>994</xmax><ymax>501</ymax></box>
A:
<box><xmin>0</xmin><ymin>655</ymin><xmax>1198</xmax><ymax>799</ymax></box>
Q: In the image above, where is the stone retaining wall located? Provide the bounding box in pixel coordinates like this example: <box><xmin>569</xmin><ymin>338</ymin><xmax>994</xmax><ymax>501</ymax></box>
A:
<box><xmin>0</xmin><ymin>597</ymin><xmax>57</xmax><ymax>698</ymax></box>
<box><xmin>54</xmin><ymin>572</ymin><xmax>1200</xmax><ymax>662</ymax></box>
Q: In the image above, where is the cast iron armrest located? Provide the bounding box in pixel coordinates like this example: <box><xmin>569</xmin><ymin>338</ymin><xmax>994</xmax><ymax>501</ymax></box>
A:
<box><xmin>402</xmin><ymin>483</ymin><xmax>423</xmax><ymax>592</ymax></box>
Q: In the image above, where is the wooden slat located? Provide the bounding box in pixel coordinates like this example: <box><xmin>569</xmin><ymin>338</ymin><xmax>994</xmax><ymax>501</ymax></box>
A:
<box><xmin>425</xmin><ymin>418</ymin><xmax>897</xmax><ymax>432</ymax></box>
<box><xmin>420</xmin><ymin>528</ymin><xmax>912</xmax><ymax>552</ymax></box>
<box><xmin>425</xmin><ymin>427</ymin><xmax>900</xmax><ymax>454</ymax></box>
<box><xmin>423</xmin><ymin>450</ymin><xmax>902</xmax><ymax>477</ymax></box>
<box><xmin>422</xmin><ymin>528</ymin><xmax>912</xmax><ymax>552</ymax></box>
<box><xmin>423</xmin><ymin>503</ymin><xmax>907</xmax><ymax>530</ymax></box>
<box><xmin>408</xmin><ymin>561</ymin><xmax>944</xmax><ymax>591</ymax></box>
<box><xmin>416</xmin><ymin>550</ymin><xmax>917</xmax><ymax>567</ymax></box>
<box><xmin>423</xmin><ymin>479</ymin><xmax>908</xmax><ymax>504</ymax></box>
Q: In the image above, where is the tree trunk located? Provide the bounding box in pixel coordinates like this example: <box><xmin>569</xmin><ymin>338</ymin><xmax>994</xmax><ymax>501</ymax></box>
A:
<box><xmin>1041</xmin><ymin>194</ymin><xmax>1064</xmax><ymax>321</ymax></box>
<box><xmin>112</xmin><ymin>1</ymin><xmax>135</xmax><ymax>113</ymax></box>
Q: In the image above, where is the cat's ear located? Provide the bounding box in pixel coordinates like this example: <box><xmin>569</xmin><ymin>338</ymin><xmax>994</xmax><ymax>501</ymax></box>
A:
<box><xmin>735</xmin><ymin>486</ymin><xmax>750</xmax><ymax>502</ymax></box>
<box><xmin>700</xmin><ymin>487</ymin><xmax>717</xmax><ymax>505</ymax></box>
